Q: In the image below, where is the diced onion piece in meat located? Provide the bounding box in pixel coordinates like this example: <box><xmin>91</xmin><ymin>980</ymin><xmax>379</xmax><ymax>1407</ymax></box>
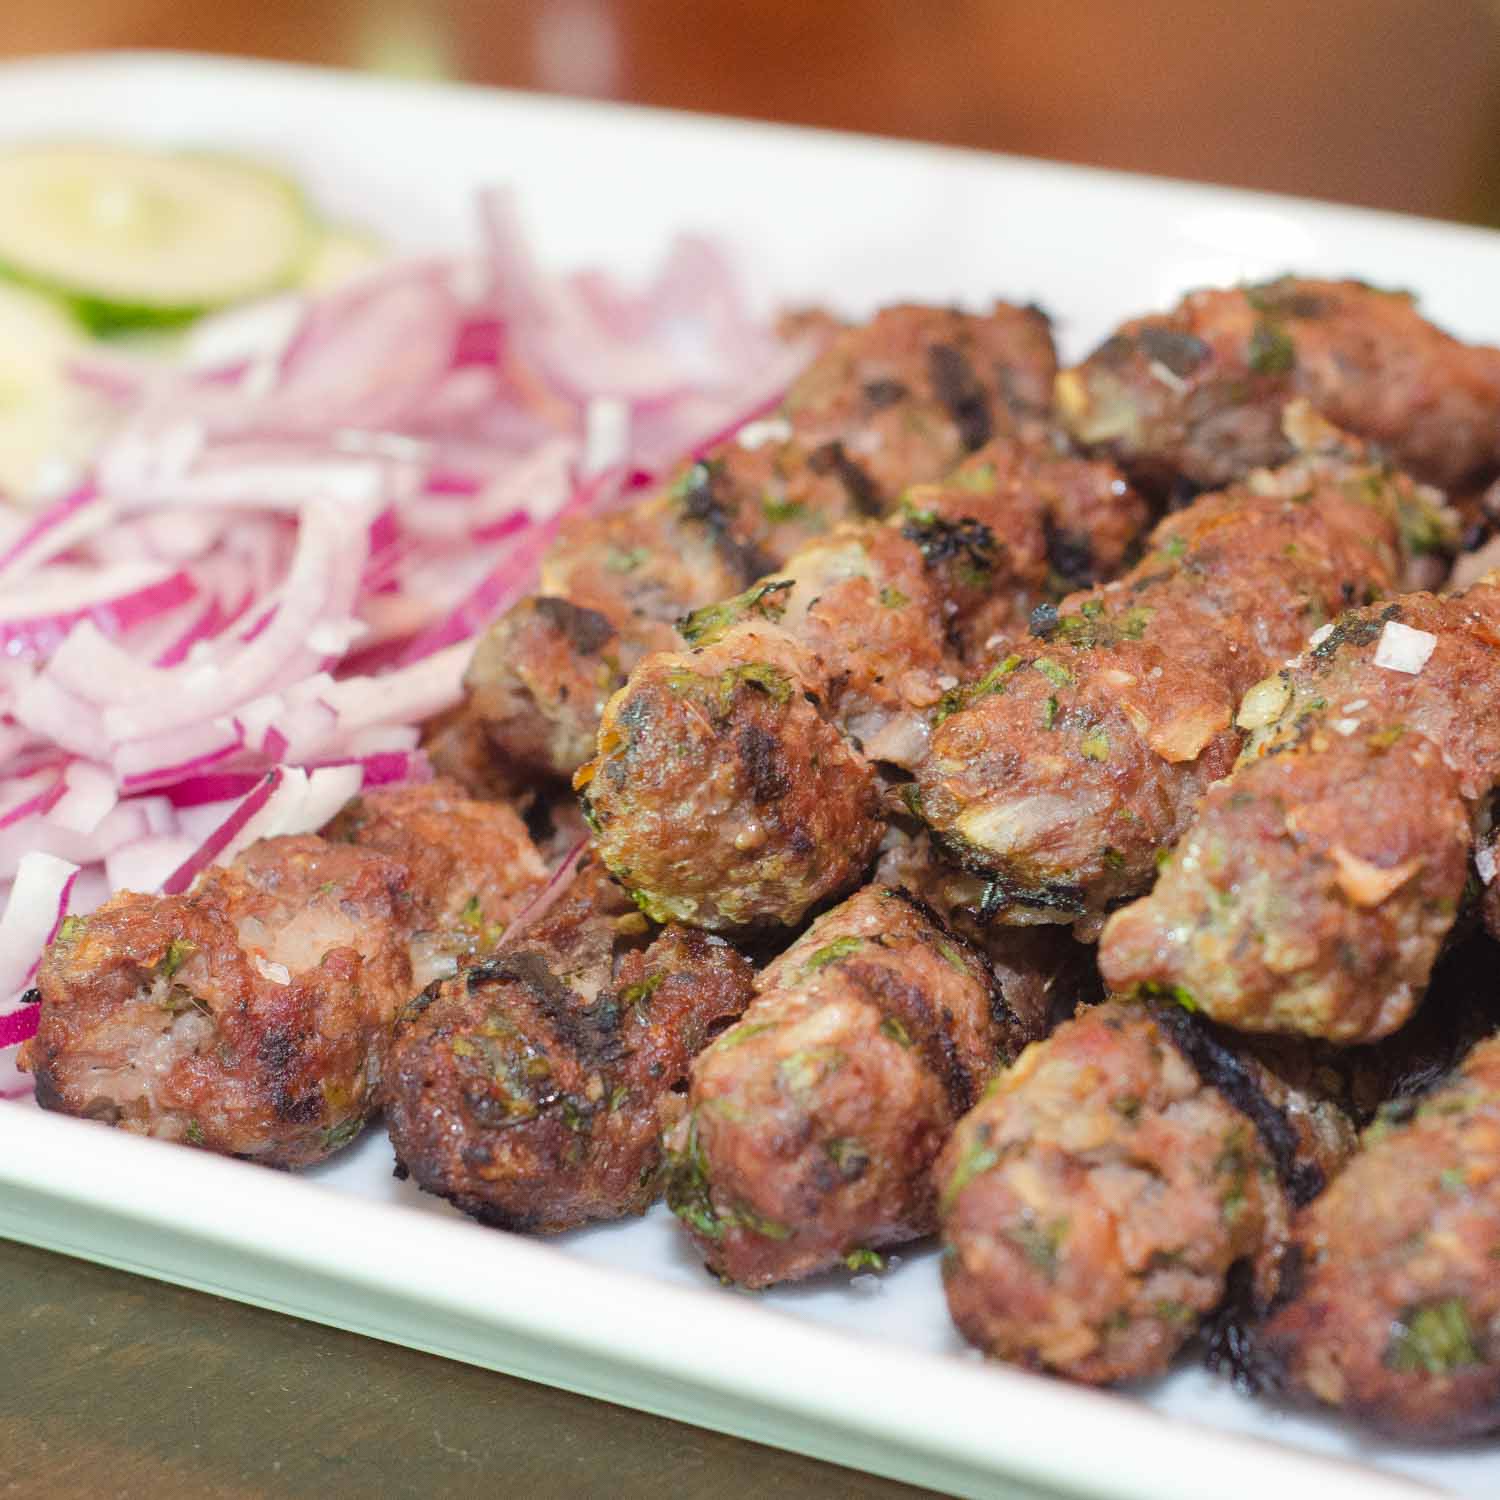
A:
<box><xmin>1373</xmin><ymin>620</ymin><xmax>1437</xmax><ymax>675</ymax></box>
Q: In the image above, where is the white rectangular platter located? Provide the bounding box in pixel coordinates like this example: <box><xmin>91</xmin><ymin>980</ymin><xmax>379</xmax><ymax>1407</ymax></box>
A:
<box><xmin>3</xmin><ymin>50</ymin><xmax>1499</xmax><ymax>1500</ymax></box>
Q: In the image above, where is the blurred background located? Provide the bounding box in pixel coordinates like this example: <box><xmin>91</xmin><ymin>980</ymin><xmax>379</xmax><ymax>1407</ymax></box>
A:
<box><xmin>7</xmin><ymin>0</ymin><xmax>1500</xmax><ymax>225</ymax></box>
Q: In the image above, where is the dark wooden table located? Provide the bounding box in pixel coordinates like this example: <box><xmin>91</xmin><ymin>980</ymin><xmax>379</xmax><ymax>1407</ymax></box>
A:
<box><xmin>0</xmin><ymin>1237</ymin><xmax>934</xmax><ymax>1498</ymax></box>
<box><xmin>4</xmin><ymin>6</ymin><xmax>1500</xmax><ymax>1495</ymax></box>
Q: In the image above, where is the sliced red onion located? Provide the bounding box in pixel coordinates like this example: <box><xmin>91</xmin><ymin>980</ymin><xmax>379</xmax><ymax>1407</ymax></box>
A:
<box><xmin>105</xmin><ymin>835</ymin><xmax>201</xmax><ymax>895</ymax></box>
<box><xmin>0</xmin><ymin>566</ymin><xmax>196</xmax><ymax>662</ymax></box>
<box><xmin>0</xmin><ymin>196</ymin><xmax>795</xmax><ymax>1045</ymax></box>
<box><xmin>0</xmin><ymin>766</ymin><xmax>65</xmax><ymax>832</ymax></box>
<box><xmin>48</xmin><ymin>760</ymin><xmax>118</xmax><ymax>836</ymax></box>
<box><xmin>495</xmin><ymin>836</ymin><xmax>588</xmax><ymax>953</ymax></box>
<box><xmin>0</xmin><ymin>851</ymin><xmax>79</xmax><ymax>1003</ymax></box>
<box><xmin>0</xmin><ymin>1003</ymin><xmax>40</xmax><ymax>1051</ymax></box>
<box><xmin>0</xmin><ymin>482</ymin><xmax>99</xmax><ymax>580</ymax></box>
<box><xmin>161</xmin><ymin>763</ymin><xmax>363</xmax><ymax>895</ymax></box>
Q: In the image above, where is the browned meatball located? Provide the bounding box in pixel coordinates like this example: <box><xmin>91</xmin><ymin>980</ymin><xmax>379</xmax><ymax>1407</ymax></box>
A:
<box><xmin>1262</xmin><ymin>1029</ymin><xmax>1500</xmax><ymax>1440</ymax></box>
<box><xmin>662</xmin><ymin>885</ymin><xmax>1010</xmax><ymax>1287</ymax></box>
<box><xmin>19</xmin><ymin>836</ymin><xmax>413</xmax><ymax>1167</ymax></box>
<box><xmin>322</xmin><ymin>778</ymin><xmax>548</xmax><ymax>988</ymax></box>
<box><xmin>466</xmin><ymin>302</ymin><xmax>1060</xmax><ymax>780</ymax></box>
<box><xmin>579</xmin><ymin>627</ymin><xmax>883</xmax><ymax>931</ymax></box>
<box><xmin>382</xmin><ymin>853</ymin><xmax>754</xmax><ymax>1232</ymax></box>
<box><xmin>1101</xmin><ymin>578</ymin><xmax>1500</xmax><ymax>1042</ymax></box>
<box><xmin>1057</xmin><ymin>277</ymin><xmax>1500</xmax><ymax>494</ymax></box>
<box><xmin>912</xmin><ymin>411</ymin><xmax>1455</xmax><ymax>932</ymax></box>
<box><xmin>936</xmin><ymin>1000</ymin><xmax>1355</xmax><ymax>1384</ymax></box>
<box><xmin>580</xmin><ymin>435</ymin><xmax>1149</xmax><ymax>931</ymax></box>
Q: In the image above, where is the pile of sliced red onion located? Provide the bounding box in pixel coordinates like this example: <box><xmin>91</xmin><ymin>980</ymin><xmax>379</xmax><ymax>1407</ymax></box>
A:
<box><xmin>0</xmin><ymin>189</ymin><xmax>798</xmax><ymax>1084</ymax></box>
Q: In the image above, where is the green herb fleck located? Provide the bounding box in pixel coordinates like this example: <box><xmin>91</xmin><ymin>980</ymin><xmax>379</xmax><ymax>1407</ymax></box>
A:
<box><xmin>1441</xmin><ymin>1167</ymin><xmax>1468</xmax><ymax>1193</ymax></box>
<box><xmin>1041</xmin><ymin>696</ymin><xmax>1058</xmax><ymax>730</ymax></box>
<box><xmin>319</xmin><ymin>1116</ymin><xmax>364</xmax><ymax>1154</ymax></box>
<box><xmin>1141</xmin><ymin>981</ymin><xmax>1198</xmax><ymax>1013</ymax></box>
<box><xmin>1162</xmin><ymin>534</ymin><xmax>1188</xmax><ymax>560</ymax></box>
<box><xmin>58</xmin><ymin>915</ymin><xmax>85</xmax><ymax>943</ymax></box>
<box><xmin>778</xmin><ymin>1047</ymin><xmax>845</xmax><ymax>1093</ymax></box>
<box><xmin>952</xmin><ymin>462</ymin><xmax>997</xmax><ymax>492</ymax></box>
<box><xmin>940</xmin><ymin>1133</ymin><xmax>1000</xmax><ymax>1214</ymax></box>
<box><xmin>184</xmin><ymin>1119</ymin><xmax>206</xmax><ymax>1146</ymax></box>
<box><xmin>605</xmin><ymin>546</ymin><xmax>650</xmax><ymax>573</ymax></box>
<box><xmin>717</xmin><ymin>660</ymin><xmax>792</xmax><ymax>708</ymax></box>
<box><xmin>1034</xmin><ymin>657</ymin><xmax>1073</xmax><ymax>689</ymax></box>
<box><xmin>1385</xmin><ymin>1299</ymin><xmax>1482</xmax><ymax>1375</ymax></box>
<box><xmin>826</xmin><ymin>1137</ymin><xmax>870</xmax><ymax>1179</ymax></box>
<box><xmin>761</xmin><ymin>495</ymin><xmax>805</xmax><ymax>524</ymax></box>
<box><xmin>879</xmin><ymin>586</ymin><xmax>909</xmax><ymax>609</ymax></box>
<box><xmin>621</xmin><ymin>971</ymin><xmax>665</xmax><ymax>1008</ymax></box>
<box><xmin>880</xmin><ymin>1015</ymin><xmax>913</xmax><ymax>1048</ymax></box>
<box><xmin>1080</xmin><ymin>727</ymin><xmax>1110</xmax><ymax>761</ymax></box>
<box><xmin>714</xmin><ymin>1020</ymin><xmax>776</xmax><ymax>1051</ymax></box>
<box><xmin>802</xmin><ymin>935</ymin><xmax>863</xmax><ymax>974</ymax></box>
<box><xmin>729</xmin><ymin>1203</ymin><xmax>795</xmax><ymax>1241</ymax></box>
<box><xmin>934</xmin><ymin>939</ymin><xmax>970</xmax><ymax>974</ymax></box>
<box><xmin>665</xmin><ymin>1113</ymin><xmax>723</xmax><ymax>1240</ymax></box>
<box><xmin>1248</xmin><ymin>320</ymin><xmax>1296</xmax><ymax>376</ymax></box>
<box><xmin>679</xmin><ymin>579</ymin><xmax>795</xmax><ymax>647</ymax></box>
<box><xmin>1009</xmin><ymin>1218</ymin><xmax>1069</xmax><ymax>1279</ymax></box>
<box><xmin>844</xmin><ymin>1247</ymin><xmax>886</xmax><ymax>1272</ymax></box>
<box><xmin>159</xmin><ymin>938</ymin><xmax>196</xmax><ymax>979</ymax></box>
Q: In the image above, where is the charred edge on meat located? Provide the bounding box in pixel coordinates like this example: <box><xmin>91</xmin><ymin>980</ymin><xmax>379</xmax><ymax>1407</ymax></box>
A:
<box><xmin>972</xmin><ymin>869</ymin><xmax>1088</xmax><ymax>920</ymax></box>
<box><xmin>927</xmin><ymin>344</ymin><xmax>993</xmax><ymax>452</ymax></box>
<box><xmin>1200</xmin><ymin>1257</ymin><xmax>1283</xmax><ymax>1395</ymax></box>
<box><xmin>532</xmin><ymin>596</ymin><xmax>617</xmax><ymax>655</ymax></box>
<box><xmin>1042</xmin><ymin>513</ymin><xmax>1096</xmax><ymax>593</ymax></box>
<box><xmin>863</xmin><ymin>378</ymin><xmax>909</xmax><ymax>409</ymax></box>
<box><xmin>807</xmin><ymin>440</ymin><xmax>883</xmax><ymax>518</ymax></box>
<box><xmin>1150</xmin><ymin>1001</ymin><xmax>1325</xmax><ymax>1208</ymax></box>
<box><xmin>466</xmin><ymin>949</ymin><xmax>627</xmax><ymax>1072</ymax></box>
<box><xmin>900</xmin><ymin>512</ymin><xmax>999</xmax><ymax>576</ymax></box>
<box><xmin>843</xmin><ymin>956</ymin><xmax>977</xmax><ymax>1115</ymax></box>
<box><xmin>678</xmin><ymin>461</ymin><xmax>779</xmax><ymax>583</ymax></box>
<box><xmin>885</xmin><ymin>885</ymin><xmax>1023</xmax><ymax>1060</ymax></box>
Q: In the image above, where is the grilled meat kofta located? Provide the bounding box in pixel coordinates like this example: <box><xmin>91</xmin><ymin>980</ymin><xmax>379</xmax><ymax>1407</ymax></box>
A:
<box><xmin>662</xmin><ymin>884</ymin><xmax>1012</xmax><ymax>1287</ymax></box>
<box><xmin>1101</xmin><ymin>575</ymin><xmax>1500</xmax><ymax>1042</ymax></box>
<box><xmin>1057</xmin><ymin>276</ymin><xmax>1500</xmax><ymax>495</ymax></box>
<box><xmin>322</xmin><ymin>777</ymin><xmax>548</xmax><ymax>988</ymax></box>
<box><xmin>936</xmin><ymin>999</ymin><xmax>1356</xmax><ymax>1384</ymax></box>
<box><xmin>465</xmin><ymin>302</ymin><xmax>1060</xmax><ymax>779</ymax></box>
<box><xmin>383</xmin><ymin>852</ymin><xmax>755</xmax><ymax>1232</ymax></box>
<box><xmin>577</xmin><ymin>435</ymin><xmax>1148</xmax><ymax>931</ymax></box>
<box><xmin>1261</xmin><ymin>1027</ymin><xmax>1500</xmax><ymax>1440</ymax></box>
<box><xmin>911</xmin><ymin>409</ymin><xmax>1456</xmax><ymax>933</ymax></box>
<box><xmin>19</xmin><ymin>836</ymin><xmax>414</xmax><ymax>1167</ymax></box>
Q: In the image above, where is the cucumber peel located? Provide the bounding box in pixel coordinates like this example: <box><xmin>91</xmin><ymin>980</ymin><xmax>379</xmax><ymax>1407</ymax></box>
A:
<box><xmin>0</xmin><ymin>143</ymin><xmax>314</xmax><ymax>336</ymax></box>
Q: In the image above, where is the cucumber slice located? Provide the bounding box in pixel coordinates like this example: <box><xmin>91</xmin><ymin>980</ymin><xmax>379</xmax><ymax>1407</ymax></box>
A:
<box><xmin>0</xmin><ymin>144</ymin><xmax>312</xmax><ymax>335</ymax></box>
<box><xmin>0</xmin><ymin>282</ymin><xmax>85</xmax><ymax>501</ymax></box>
<box><xmin>298</xmin><ymin>226</ymin><xmax>385</xmax><ymax>292</ymax></box>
